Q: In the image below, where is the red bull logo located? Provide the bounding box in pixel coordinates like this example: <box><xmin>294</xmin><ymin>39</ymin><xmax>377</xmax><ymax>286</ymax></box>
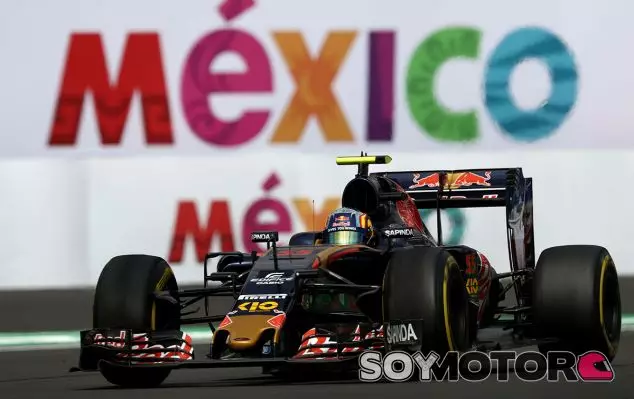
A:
<box><xmin>331</xmin><ymin>214</ymin><xmax>351</xmax><ymax>227</ymax></box>
<box><xmin>409</xmin><ymin>173</ymin><xmax>441</xmax><ymax>188</ymax></box>
<box><xmin>409</xmin><ymin>171</ymin><xmax>491</xmax><ymax>189</ymax></box>
<box><xmin>453</xmin><ymin>171</ymin><xmax>492</xmax><ymax>187</ymax></box>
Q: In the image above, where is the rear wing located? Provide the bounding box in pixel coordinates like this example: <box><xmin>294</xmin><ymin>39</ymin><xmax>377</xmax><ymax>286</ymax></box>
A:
<box><xmin>370</xmin><ymin>168</ymin><xmax>525</xmax><ymax>209</ymax></box>
<box><xmin>337</xmin><ymin>155</ymin><xmax>536</xmax><ymax>273</ymax></box>
<box><xmin>371</xmin><ymin>167</ymin><xmax>536</xmax><ymax>271</ymax></box>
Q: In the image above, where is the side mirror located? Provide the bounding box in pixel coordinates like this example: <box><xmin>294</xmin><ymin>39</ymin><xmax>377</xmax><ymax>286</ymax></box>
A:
<box><xmin>251</xmin><ymin>231</ymin><xmax>279</xmax><ymax>245</ymax></box>
<box><xmin>250</xmin><ymin>231</ymin><xmax>280</xmax><ymax>270</ymax></box>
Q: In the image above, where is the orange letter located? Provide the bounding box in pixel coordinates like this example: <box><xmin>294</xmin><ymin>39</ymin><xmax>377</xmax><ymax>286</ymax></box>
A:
<box><xmin>293</xmin><ymin>197</ymin><xmax>341</xmax><ymax>231</ymax></box>
<box><xmin>271</xmin><ymin>31</ymin><xmax>356</xmax><ymax>143</ymax></box>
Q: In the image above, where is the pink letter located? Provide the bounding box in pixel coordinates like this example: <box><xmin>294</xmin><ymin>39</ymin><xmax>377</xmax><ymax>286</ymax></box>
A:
<box><xmin>181</xmin><ymin>29</ymin><xmax>272</xmax><ymax>146</ymax></box>
<box><xmin>242</xmin><ymin>173</ymin><xmax>292</xmax><ymax>253</ymax></box>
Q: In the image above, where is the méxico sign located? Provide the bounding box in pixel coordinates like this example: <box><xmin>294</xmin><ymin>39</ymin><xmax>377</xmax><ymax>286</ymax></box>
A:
<box><xmin>45</xmin><ymin>0</ymin><xmax>579</xmax><ymax>154</ymax></box>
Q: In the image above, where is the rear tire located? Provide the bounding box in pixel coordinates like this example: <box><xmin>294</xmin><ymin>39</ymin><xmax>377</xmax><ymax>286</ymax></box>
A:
<box><xmin>93</xmin><ymin>255</ymin><xmax>180</xmax><ymax>388</ymax></box>
<box><xmin>383</xmin><ymin>247</ymin><xmax>471</xmax><ymax>355</ymax></box>
<box><xmin>533</xmin><ymin>245</ymin><xmax>621</xmax><ymax>361</ymax></box>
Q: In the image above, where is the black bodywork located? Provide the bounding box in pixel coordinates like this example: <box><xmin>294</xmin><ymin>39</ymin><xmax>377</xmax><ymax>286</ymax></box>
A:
<box><xmin>74</xmin><ymin>155</ymin><xmax>539</xmax><ymax>373</ymax></box>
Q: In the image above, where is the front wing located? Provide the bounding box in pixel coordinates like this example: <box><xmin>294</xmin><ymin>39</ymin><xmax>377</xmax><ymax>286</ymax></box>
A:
<box><xmin>73</xmin><ymin>321</ymin><xmax>423</xmax><ymax>372</ymax></box>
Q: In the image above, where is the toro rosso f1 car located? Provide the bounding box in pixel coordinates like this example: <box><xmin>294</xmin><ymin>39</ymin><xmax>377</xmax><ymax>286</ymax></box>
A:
<box><xmin>72</xmin><ymin>154</ymin><xmax>621</xmax><ymax>387</ymax></box>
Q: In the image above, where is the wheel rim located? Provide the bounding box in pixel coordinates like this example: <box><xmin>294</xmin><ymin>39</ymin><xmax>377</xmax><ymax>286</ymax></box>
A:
<box><xmin>153</xmin><ymin>274</ymin><xmax>180</xmax><ymax>330</ymax></box>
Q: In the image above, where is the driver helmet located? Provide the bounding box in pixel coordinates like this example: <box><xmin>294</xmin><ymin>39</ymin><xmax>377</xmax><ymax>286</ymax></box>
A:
<box><xmin>323</xmin><ymin>207</ymin><xmax>375</xmax><ymax>245</ymax></box>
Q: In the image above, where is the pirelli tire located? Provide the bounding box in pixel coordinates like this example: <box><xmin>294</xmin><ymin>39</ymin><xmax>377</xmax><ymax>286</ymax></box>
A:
<box><xmin>93</xmin><ymin>255</ymin><xmax>181</xmax><ymax>388</ymax></box>
<box><xmin>533</xmin><ymin>245</ymin><xmax>621</xmax><ymax>361</ymax></box>
<box><xmin>383</xmin><ymin>246</ymin><xmax>471</xmax><ymax>355</ymax></box>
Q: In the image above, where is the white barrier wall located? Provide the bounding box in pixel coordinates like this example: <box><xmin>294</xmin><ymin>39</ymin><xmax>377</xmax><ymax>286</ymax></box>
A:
<box><xmin>0</xmin><ymin>0</ymin><xmax>633</xmax><ymax>288</ymax></box>
<box><xmin>0</xmin><ymin>151</ymin><xmax>631</xmax><ymax>289</ymax></box>
<box><xmin>0</xmin><ymin>161</ymin><xmax>89</xmax><ymax>289</ymax></box>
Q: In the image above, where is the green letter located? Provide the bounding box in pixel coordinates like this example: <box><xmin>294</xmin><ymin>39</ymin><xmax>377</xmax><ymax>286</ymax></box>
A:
<box><xmin>406</xmin><ymin>27</ymin><xmax>481</xmax><ymax>141</ymax></box>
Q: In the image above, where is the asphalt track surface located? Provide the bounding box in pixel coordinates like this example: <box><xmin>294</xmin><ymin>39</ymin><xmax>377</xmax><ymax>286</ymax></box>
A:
<box><xmin>0</xmin><ymin>287</ymin><xmax>233</xmax><ymax>332</ymax></box>
<box><xmin>0</xmin><ymin>337</ymin><xmax>633</xmax><ymax>399</ymax></box>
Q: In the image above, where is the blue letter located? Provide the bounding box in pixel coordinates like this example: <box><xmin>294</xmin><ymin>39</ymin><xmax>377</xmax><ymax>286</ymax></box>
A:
<box><xmin>484</xmin><ymin>27</ymin><xmax>578</xmax><ymax>142</ymax></box>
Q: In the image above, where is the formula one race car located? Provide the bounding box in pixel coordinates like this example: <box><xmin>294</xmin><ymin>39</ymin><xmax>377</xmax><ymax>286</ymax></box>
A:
<box><xmin>72</xmin><ymin>154</ymin><xmax>621</xmax><ymax>387</ymax></box>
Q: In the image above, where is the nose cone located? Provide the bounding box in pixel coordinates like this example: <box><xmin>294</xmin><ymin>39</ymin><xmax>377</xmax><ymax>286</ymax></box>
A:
<box><xmin>215</xmin><ymin>313</ymin><xmax>286</xmax><ymax>351</ymax></box>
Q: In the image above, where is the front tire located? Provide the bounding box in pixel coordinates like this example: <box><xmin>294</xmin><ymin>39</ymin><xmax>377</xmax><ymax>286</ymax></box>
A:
<box><xmin>533</xmin><ymin>245</ymin><xmax>621</xmax><ymax>361</ymax></box>
<box><xmin>93</xmin><ymin>255</ymin><xmax>180</xmax><ymax>388</ymax></box>
<box><xmin>383</xmin><ymin>247</ymin><xmax>471</xmax><ymax>355</ymax></box>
